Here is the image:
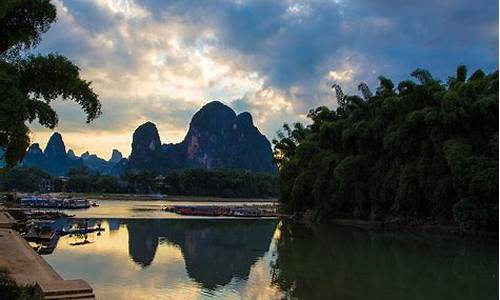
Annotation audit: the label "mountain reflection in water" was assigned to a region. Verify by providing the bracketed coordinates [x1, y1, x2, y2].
[43, 218, 498, 300]
[46, 218, 281, 299]
[126, 219, 277, 288]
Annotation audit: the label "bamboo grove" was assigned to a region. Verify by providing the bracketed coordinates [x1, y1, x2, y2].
[273, 66, 498, 231]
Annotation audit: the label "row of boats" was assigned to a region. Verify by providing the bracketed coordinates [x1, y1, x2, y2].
[164, 205, 278, 217]
[20, 194, 278, 218]
[23, 219, 105, 254]
[20, 195, 98, 209]
[15, 194, 278, 255]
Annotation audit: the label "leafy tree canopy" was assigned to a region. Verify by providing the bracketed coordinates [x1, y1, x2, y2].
[0, 0, 101, 168]
[273, 66, 498, 232]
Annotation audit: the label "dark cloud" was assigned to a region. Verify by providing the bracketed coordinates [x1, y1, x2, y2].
[142, 0, 498, 84]
[31, 0, 498, 155]
[128, 0, 498, 114]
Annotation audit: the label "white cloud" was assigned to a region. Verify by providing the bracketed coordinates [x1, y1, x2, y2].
[328, 68, 355, 82]
[31, 0, 498, 158]
[34, 0, 276, 157]
[91, 0, 150, 19]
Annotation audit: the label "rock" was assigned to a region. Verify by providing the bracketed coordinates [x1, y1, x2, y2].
[67, 149, 78, 160]
[22, 133, 83, 176]
[22, 143, 47, 169]
[110, 158, 129, 176]
[127, 122, 165, 174]
[22, 133, 122, 176]
[80, 151, 112, 173]
[179, 101, 275, 173]
[109, 149, 123, 163]
[21, 102, 277, 176]
[44, 132, 66, 161]
[126, 101, 276, 174]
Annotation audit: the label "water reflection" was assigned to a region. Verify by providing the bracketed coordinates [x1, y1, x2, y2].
[46, 218, 279, 299]
[271, 220, 499, 300]
[43, 218, 498, 300]
[126, 219, 277, 288]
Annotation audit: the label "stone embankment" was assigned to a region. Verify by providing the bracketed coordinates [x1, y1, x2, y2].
[0, 207, 95, 299]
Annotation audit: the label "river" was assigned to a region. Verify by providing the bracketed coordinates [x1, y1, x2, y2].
[41, 200, 498, 299]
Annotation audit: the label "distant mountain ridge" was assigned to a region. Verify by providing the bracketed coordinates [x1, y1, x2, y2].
[22, 133, 122, 176]
[21, 101, 276, 176]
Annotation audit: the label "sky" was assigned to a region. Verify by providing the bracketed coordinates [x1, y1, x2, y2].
[29, 0, 499, 159]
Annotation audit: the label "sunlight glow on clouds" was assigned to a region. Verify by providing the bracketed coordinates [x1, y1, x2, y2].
[92, 0, 149, 19]
[30, 0, 498, 158]
[328, 69, 355, 83]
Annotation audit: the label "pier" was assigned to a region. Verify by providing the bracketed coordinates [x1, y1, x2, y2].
[0, 209, 95, 299]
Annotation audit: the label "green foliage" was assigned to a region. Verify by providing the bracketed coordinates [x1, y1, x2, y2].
[0, 0, 101, 168]
[274, 66, 498, 231]
[0, 0, 56, 55]
[0, 166, 277, 198]
[0, 269, 39, 300]
[157, 169, 277, 198]
[0, 166, 51, 192]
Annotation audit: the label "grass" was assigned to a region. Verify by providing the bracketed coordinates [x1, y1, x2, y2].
[0, 269, 39, 300]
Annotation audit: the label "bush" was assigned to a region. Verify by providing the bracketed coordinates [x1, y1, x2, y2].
[0, 270, 39, 300]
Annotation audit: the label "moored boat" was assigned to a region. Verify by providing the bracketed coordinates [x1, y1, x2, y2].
[20, 194, 91, 209]
[58, 227, 105, 236]
[168, 205, 278, 218]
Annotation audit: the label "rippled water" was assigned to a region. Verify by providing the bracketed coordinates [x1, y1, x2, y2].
[41, 201, 498, 300]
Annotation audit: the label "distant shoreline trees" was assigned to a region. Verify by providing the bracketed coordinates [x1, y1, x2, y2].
[273, 66, 498, 232]
[0, 166, 277, 198]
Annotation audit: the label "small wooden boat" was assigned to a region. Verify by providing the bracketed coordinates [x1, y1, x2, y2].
[58, 227, 105, 236]
[70, 240, 92, 246]
[23, 220, 57, 242]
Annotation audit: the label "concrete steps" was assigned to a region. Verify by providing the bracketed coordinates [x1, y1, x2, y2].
[43, 292, 96, 300]
[36, 279, 96, 300]
[0, 209, 96, 299]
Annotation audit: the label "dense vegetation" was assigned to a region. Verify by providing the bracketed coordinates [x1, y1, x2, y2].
[0, 167, 54, 192]
[273, 66, 498, 231]
[144, 169, 276, 198]
[0, 269, 38, 300]
[0, 166, 277, 198]
[0, 0, 100, 168]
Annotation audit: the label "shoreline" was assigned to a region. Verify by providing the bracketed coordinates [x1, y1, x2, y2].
[0, 208, 96, 299]
[310, 217, 499, 239]
[61, 193, 278, 203]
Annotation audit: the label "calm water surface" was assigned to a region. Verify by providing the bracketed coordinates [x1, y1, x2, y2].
[42, 201, 498, 300]
[56, 200, 277, 219]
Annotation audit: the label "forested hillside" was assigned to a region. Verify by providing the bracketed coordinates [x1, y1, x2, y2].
[273, 66, 498, 231]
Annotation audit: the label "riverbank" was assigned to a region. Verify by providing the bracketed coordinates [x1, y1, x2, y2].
[292, 210, 497, 239]
[56, 193, 278, 202]
[0, 208, 96, 299]
[305, 217, 499, 239]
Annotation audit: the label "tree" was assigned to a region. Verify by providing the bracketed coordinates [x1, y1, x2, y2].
[274, 66, 499, 232]
[0, 0, 101, 169]
[0, 166, 52, 192]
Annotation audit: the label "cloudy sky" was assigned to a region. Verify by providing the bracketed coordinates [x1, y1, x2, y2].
[30, 0, 498, 159]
